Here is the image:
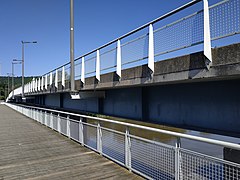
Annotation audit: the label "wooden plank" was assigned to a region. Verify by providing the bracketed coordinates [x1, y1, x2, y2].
[0, 105, 142, 180]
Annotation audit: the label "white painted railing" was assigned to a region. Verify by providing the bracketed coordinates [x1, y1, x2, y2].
[5, 103, 240, 180]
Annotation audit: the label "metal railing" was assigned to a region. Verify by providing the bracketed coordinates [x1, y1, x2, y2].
[7, 0, 240, 99]
[5, 103, 240, 180]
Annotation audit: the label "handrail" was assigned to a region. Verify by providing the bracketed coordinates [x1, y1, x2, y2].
[9, 103, 240, 151]
[41, 0, 202, 76]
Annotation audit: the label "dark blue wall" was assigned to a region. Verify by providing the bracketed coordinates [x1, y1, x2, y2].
[41, 79, 240, 135]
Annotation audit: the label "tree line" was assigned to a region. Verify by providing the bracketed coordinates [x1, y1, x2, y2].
[0, 76, 34, 100]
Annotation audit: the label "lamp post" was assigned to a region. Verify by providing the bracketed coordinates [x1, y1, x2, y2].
[12, 59, 22, 98]
[70, 0, 75, 91]
[21, 41, 37, 99]
[6, 73, 11, 95]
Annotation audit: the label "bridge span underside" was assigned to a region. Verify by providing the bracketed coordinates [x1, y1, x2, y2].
[19, 43, 239, 137]
[33, 78, 240, 136]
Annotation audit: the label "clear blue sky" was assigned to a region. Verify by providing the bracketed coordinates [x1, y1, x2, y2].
[0, 0, 222, 77]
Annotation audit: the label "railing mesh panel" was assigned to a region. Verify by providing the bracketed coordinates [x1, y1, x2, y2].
[102, 128, 125, 164]
[75, 60, 82, 80]
[121, 34, 149, 68]
[210, 0, 240, 40]
[154, 11, 204, 57]
[131, 136, 175, 180]
[83, 124, 97, 150]
[52, 115, 58, 131]
[85, 55, 96, 78]
[70, 120, 79, 141]
[180, 148, 240, 180]
[100, 48, 117, 74]
[60, 117, 67, 135]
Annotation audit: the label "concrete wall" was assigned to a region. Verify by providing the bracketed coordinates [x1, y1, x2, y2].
[45, 94, 60, 107]
[146, 80, 240, 134]
[62, 93, 99, 113]
[41, 79, 240, 135]
[103, 88, 143, 120]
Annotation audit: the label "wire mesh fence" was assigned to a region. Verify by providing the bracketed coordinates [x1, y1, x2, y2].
[6, 103, 240, 180]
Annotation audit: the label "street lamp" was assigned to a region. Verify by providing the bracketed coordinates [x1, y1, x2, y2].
[6, 73, 12, 95]
[21, 41, 37, 99]
[12, 59, 22, 98]
[70, 0, 75, 91]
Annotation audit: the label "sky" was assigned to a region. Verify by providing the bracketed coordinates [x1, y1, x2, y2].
[0, 0, 224, 77]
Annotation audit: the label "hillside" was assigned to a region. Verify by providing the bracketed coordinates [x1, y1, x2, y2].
[0, 76, 34, 100]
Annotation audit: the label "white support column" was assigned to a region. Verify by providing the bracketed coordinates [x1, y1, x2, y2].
[38, 78, 41, 91]
[50, 72, 53, 86]
[55, 69, 58, 88]
[96, 50, 100, 81]
[35, 78, 37, 92]
[81, 57, 85, 84]
[32, 79, 34, 92]
[204, 0, 212, 63]
[148, 24, 154, 73]
[45, 75, 48, 90]
[117, 40, 122, 78]
[62, 66, 65, 87]
[35, 79, 37, 91]
[41, 76, 44, 90]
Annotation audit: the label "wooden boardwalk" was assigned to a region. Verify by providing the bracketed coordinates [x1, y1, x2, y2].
[0, 105, 141, 180]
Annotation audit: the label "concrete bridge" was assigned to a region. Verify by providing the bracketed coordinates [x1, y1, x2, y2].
[7, 0, 240, 136]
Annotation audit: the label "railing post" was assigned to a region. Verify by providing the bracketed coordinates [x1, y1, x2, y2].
[81, 57, 85, 84]
[44, 111, 47, 126]
[97, 121, 102, 155]
[203, 0, 212, 65]
[67, 115, 70, 138]
[55, 69, 58, 89]
[38, 78, 41, 92]
[125, 127, 131, 171]
[41, 76, 44, 91]
[45, 75, 48, 91]
[57, 113, 61, 133]
[50, 112, 53, 129]
[96, 50, 100, 82]
[62, 66, 65, 88]
[39, 110, 42, 124]
[116, 39, 122, 78]
[175, 137, 181, 180]
[50, 72, 53, 90]
[148, 24, 154, 74]
[79, 117, 84, 146]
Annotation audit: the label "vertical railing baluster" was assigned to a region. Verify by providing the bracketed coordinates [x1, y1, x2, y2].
[50, 112, 53, 129]
[96, 50, 100, 82]
[57, 113, 61, 133]
[116, 39, 122, 78]
[175, 137, 181, 180]
[148, 24, 154, 74]
[203, 0, 212, 65]
[67, 115, 70, 137]
[81, 57, 85, 84]
[125, 127, 131, 171]
[79, 117, 84, 146]
[97, 121, 102, 155]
